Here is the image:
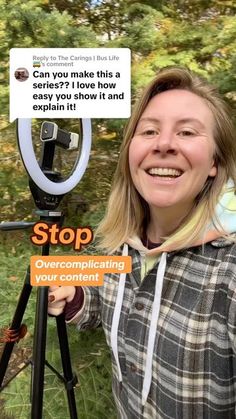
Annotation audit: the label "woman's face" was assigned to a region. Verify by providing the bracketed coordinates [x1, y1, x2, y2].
[129, 89, 217, 217]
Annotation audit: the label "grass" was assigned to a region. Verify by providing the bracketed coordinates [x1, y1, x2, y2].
[0, 232, 115, 419]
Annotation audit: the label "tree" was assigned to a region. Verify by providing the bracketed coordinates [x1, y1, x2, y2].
[0, 0, 98, 115]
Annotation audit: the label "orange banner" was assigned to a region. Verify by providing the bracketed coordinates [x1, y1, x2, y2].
[30, 255, 132, 286]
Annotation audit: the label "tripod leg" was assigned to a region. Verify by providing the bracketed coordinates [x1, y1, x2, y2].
[31, 286, 48, 419]
[56, 313, 78, 419]
[0, 267, 32, 388]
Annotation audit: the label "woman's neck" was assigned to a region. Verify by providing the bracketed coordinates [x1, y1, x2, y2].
[146, 205, 192, 243]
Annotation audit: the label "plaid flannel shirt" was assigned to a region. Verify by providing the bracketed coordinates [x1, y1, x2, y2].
[75, 237, 236, 419]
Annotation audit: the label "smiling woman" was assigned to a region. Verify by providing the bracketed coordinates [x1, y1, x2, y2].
[48, 66, 236, 419]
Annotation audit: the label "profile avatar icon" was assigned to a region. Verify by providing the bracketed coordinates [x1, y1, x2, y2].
[14, 67, 29, 82]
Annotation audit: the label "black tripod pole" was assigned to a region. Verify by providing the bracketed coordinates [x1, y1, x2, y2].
[31, 242, 50, 419]
[30, 213, 78, 419]
[56, 314, 78, 417]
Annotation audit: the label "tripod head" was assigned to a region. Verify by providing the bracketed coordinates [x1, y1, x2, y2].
[16, 118, 92, 212]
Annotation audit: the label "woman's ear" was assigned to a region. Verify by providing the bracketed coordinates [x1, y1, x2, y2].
[209, 159, 217, 177]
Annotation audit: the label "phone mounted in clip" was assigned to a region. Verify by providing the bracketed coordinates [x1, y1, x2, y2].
[40, 121, 79, 150]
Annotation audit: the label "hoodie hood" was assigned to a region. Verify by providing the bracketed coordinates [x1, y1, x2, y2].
[111, 180, 236, 408]
[127, 179, 236, 255]
[212, 179, 236, 238]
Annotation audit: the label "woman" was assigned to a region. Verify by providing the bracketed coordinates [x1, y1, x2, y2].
[49, 67, 236, 418]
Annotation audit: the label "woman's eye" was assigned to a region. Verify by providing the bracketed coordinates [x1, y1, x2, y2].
[142, 129, 158, 138]
[178, 130, 195, 137]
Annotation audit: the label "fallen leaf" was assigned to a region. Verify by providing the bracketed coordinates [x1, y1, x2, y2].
[9, 276, 18, 281]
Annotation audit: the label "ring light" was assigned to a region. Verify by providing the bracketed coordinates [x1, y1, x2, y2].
[17, 118, 92, 195]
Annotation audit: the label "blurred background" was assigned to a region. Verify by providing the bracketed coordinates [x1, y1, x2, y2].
[0, 0, 235, 417]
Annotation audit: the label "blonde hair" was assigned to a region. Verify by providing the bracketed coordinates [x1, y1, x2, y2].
[96, 66, 236, 253]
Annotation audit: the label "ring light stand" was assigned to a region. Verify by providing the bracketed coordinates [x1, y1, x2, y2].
[0, 118, 92, 419]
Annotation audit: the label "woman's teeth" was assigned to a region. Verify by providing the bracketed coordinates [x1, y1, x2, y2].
[147, 168, 182, 177]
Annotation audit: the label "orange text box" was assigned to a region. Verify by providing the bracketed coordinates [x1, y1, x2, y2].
[30, 255, 132, 286]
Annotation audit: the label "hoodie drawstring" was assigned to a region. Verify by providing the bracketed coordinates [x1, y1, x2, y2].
[142, 251, 167, 406]
[110, 243, 128, 383]
[111, 245, 167, 408]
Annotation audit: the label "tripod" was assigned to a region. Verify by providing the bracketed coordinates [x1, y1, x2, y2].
[0, 129, 80, 418]
[0, 212, 78, 419]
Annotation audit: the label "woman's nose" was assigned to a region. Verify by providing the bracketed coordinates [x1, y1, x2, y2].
[152, 131, 178, 155]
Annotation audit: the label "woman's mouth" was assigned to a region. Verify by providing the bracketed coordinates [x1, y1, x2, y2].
[146, 167, 183, 178]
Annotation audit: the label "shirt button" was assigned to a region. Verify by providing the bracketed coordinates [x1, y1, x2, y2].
[130, 363, 137, 373]
[135, 302, 144, 311]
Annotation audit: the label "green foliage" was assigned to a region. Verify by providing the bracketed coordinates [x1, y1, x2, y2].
[0, 0, 98, 49]
[118, 4, 163, 55]
[0, 0, 98, 113]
